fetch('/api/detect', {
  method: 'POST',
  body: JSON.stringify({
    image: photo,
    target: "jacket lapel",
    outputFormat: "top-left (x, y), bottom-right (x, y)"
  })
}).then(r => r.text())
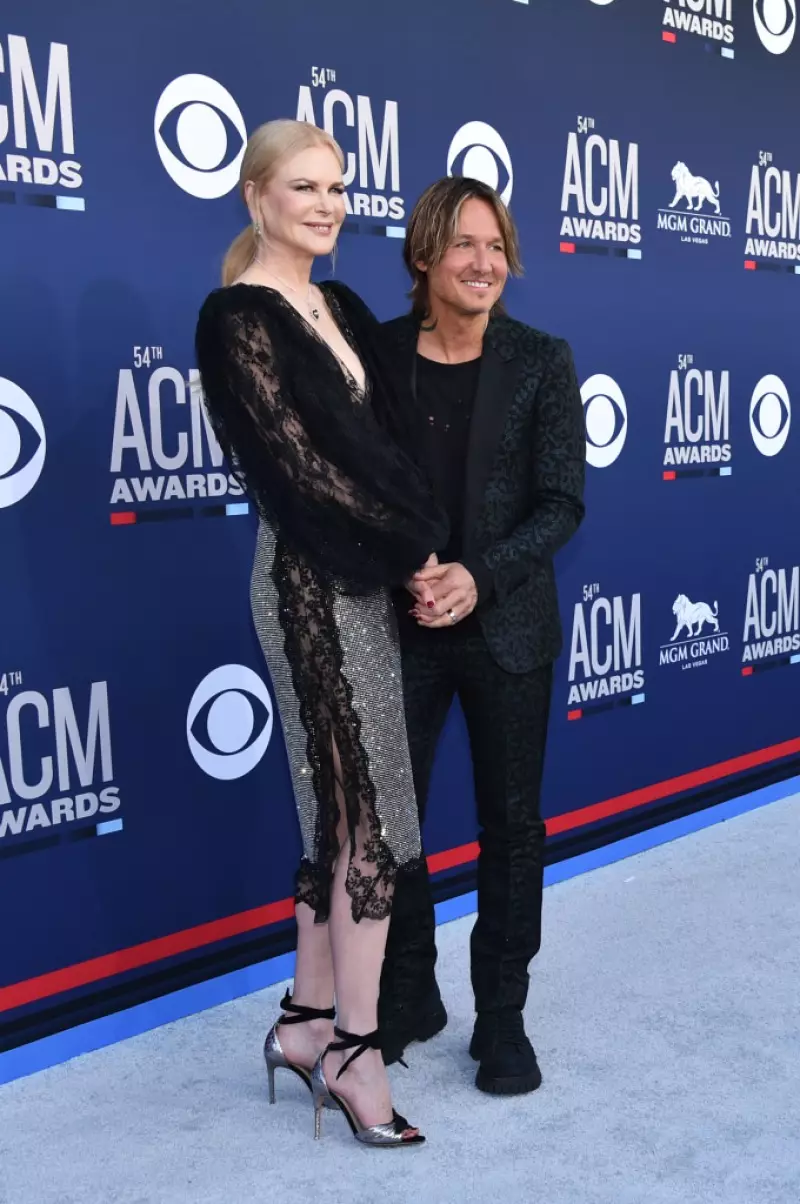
top-left (462, 319), bottom-right (521, 551)
top-left (380, 314), bottom-right (424, 438)
top-left (381, 313), bottom-right (521, 551)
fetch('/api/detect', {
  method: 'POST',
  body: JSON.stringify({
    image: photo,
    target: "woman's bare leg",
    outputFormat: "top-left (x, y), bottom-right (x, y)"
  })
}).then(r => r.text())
top-left (325, 731), bottom-right (415, 1129)
top-left (280, 737), bottom-right (415, 1131)
top-left (324, 831), bottom-right (396, 1126)
top-left (276, 903), bottom-right (336, 1070)
top-left (293, 904), bottom-right (335, 1011)
top-left (276, 734), bottom-right (346, 1071)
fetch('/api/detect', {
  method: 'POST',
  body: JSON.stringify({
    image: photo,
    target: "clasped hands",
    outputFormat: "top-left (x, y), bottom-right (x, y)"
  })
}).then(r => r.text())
top-left (405, 553), bottom-right (478, 628)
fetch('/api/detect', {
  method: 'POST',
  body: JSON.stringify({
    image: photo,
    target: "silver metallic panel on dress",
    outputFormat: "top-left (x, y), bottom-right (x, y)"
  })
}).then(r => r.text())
top-left (249, 519), bottom-right (420, 870)
top-left (332, 585), bottom-right (421, 866)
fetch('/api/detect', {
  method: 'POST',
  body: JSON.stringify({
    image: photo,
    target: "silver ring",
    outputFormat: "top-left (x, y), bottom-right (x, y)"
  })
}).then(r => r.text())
top-left (447, 608), bottom-right (458, 624)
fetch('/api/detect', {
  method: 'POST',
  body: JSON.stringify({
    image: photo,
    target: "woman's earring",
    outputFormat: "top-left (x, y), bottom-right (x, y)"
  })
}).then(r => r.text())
top-left (253, 220), bottom-right (262, 239)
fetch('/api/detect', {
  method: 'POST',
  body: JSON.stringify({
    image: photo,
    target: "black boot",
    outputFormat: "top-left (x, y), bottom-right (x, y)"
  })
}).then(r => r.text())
top-left (469, 1008), bottom-right (542, 1095)
top-left (380, 982), bottom-right (448, 1066)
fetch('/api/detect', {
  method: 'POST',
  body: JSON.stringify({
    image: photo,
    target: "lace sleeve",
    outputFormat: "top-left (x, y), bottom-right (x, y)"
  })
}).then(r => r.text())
top-left (195, 293), bottom-right (447, 593)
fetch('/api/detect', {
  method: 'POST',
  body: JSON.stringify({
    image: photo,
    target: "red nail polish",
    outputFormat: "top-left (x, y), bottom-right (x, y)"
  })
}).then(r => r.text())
top-left (427, 601), bottom-right (435, 609)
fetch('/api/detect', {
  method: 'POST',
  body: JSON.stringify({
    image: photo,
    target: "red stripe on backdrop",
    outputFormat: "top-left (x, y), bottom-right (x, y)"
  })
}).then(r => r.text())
top-left (547, 735), bottom-right (800, 835)
top-left (0, 898), bottom-right (294, 1013)
top-left (2, 735), bottom-right (798, 1014)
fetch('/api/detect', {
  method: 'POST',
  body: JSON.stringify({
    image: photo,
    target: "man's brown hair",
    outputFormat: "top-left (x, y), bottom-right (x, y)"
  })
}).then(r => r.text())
top-left (403, 176), bottom-right (523, 317)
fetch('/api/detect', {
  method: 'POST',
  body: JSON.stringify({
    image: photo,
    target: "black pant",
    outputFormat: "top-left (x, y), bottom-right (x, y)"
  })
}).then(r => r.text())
top-left (381, 633), bottom-right (553, 1015)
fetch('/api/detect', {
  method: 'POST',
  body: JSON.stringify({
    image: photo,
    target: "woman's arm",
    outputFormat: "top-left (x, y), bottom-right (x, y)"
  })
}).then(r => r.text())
top-left (195, 296), bottom-right (447, 592)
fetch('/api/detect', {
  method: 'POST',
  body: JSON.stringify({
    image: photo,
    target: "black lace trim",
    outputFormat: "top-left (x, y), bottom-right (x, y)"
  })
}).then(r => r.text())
top-left (194, 281), bottom-right (449, 595)
top-left (272, 539), bottom-right (417, 924)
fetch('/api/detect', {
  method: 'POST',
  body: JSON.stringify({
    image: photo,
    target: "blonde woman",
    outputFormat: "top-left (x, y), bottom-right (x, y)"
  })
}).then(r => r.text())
top-left (195, 120), bottom-right (446, 1147)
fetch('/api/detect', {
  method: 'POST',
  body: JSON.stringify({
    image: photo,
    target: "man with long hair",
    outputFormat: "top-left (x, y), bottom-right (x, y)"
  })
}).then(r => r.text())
top-left (378, 177), bottom-right (585, 1095)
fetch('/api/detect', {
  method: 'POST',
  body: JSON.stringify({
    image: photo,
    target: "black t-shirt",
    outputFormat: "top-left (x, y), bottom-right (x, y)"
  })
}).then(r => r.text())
top-left (393, 353), bottom-right (483, 643)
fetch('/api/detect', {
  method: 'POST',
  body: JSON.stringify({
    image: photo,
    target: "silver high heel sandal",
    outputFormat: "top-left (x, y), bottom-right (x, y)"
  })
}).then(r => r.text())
top-left (263, 991), bottom-right (336, 1104)
top-left (311, 1027), bottom-right (426, 1148)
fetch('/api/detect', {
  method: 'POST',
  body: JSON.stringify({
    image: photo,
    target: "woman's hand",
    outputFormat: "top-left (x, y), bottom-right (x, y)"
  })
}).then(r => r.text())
top-left (409, 562), bottom-right (478, 627)
top-left (405, 552), bottom-right (438, 611)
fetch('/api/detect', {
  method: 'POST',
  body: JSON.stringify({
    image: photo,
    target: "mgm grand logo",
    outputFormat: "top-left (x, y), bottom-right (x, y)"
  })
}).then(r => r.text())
top-left (657, 161), bottom-right (732, 243)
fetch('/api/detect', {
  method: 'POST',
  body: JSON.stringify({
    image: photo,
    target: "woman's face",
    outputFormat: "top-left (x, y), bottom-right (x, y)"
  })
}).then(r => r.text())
top-left (250, 144), bottom-right (346, 259)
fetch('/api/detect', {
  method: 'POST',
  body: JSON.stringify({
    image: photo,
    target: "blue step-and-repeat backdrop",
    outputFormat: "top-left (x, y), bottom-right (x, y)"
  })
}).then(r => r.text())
top-left (1, 0), bottom-right (799, 1047)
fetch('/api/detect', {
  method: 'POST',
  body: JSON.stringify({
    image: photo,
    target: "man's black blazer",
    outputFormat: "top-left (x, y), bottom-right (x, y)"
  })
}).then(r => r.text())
top-left (380, 312), bottom-right (586, 674)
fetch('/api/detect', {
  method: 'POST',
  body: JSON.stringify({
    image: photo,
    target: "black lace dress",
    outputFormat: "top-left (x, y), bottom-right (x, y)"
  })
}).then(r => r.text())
top-left (195, 281), bottom-right (447, 922)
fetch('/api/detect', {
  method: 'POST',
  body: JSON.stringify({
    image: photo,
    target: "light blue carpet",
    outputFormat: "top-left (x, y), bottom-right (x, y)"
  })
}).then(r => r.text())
top-left (1, 794), bottom-right (798, 1204)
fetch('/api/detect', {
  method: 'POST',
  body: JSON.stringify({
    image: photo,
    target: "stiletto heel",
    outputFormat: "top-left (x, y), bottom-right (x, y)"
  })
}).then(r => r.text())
top-left (310, 1027), bottom-right (425, 1148)
top-left (263, 991), bottom-right (335, 1104)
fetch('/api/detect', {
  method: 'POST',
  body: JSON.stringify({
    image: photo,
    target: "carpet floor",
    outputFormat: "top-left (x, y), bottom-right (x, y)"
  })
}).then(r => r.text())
top-left (1, 794), bottom-right (798, 1204)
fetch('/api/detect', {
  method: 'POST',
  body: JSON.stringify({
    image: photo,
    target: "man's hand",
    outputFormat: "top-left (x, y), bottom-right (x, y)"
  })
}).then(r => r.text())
top-left (409, 562), bottom-right (478, 628)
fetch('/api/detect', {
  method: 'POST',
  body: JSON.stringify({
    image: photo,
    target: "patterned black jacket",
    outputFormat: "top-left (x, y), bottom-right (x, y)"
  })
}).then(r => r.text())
top-left (381, 312), bottom-right (586, 674)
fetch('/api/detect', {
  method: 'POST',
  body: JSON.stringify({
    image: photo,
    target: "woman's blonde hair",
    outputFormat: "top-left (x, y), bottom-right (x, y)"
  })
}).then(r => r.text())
top-left (221, 119), bottom-right (345, 285)
top-left (403, 176), bottom-right (523, 317)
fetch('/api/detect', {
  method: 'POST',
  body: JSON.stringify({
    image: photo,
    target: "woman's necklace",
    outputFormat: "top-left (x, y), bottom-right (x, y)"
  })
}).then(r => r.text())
top-left (253, 259), bottom-right (321, 321)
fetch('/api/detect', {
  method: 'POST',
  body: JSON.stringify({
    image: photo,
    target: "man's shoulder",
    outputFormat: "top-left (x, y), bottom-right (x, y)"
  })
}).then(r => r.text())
top-left (378, 310), bottom-right (573, 362)
top-left (490, 314), bottom-right (570, 359)
top-left (381, 312), bottom-right (417, 337)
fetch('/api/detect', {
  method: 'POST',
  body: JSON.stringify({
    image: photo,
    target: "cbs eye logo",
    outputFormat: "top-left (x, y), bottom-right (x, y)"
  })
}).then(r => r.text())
top-left (154, 74), bottom-right (247, 199)
top-left (581, 374), bottom-right (628, 468)
top-left (749, 374), bottom-right (791, 456)
top-left (588, 0), bottom-right (616, 5)
top-left (187, 665), bottom-right (273, 780)
top-left (0, 378), bottom-right (46, 508)
top-left (754, 0), bottom-right (796, 54)
top-left (447, 122), bottom-right (513, 205)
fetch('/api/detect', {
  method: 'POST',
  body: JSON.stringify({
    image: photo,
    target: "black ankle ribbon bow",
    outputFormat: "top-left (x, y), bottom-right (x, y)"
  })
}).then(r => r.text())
top-left (329, 1026), bottom-right (398, 1079)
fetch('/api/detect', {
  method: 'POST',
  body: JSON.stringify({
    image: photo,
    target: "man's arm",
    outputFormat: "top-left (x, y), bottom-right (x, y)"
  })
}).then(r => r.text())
top-left (462, 336), bottom-right (586, 607)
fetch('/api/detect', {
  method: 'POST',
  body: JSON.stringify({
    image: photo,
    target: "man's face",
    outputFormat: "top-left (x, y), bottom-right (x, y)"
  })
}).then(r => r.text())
top-left (420, 197), bottom-right (509, 317)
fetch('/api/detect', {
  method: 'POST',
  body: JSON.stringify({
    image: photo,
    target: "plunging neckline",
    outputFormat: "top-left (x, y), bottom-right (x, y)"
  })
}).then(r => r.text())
top-left (228, 281), bottom-right (368, 403)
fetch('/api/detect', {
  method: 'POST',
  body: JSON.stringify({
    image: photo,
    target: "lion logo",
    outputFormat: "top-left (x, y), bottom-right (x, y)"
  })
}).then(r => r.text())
top-left (669, 162), bottom-right (721, 214)
top-left (670, 595), bottom-right (720, 641)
